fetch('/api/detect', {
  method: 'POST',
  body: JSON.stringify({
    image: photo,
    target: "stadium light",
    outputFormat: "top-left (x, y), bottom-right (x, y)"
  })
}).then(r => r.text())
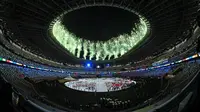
top-left (86, 63), bottom-right (91, 67)
top-left (97, 65), bottom-right (100, 68)
top-left (2, 58), bottom-right (6, 62)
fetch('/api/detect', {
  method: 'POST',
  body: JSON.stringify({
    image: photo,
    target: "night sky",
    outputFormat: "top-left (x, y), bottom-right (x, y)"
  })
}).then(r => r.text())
top-left (63, 6), bottom-right (139, 41)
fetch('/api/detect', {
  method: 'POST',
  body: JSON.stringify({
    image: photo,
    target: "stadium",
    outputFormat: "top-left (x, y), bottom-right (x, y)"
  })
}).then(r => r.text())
top-left (0, 0), bottom-right (200, 112)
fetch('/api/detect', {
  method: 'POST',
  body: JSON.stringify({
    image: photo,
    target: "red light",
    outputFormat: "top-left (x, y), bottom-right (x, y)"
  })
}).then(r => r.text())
top-left (6, 60), bottom-right (11, 63)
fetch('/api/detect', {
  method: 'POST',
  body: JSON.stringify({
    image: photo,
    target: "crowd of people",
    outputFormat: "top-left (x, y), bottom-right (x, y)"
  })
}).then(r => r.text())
top-left (64, 78), bottom-right (135, 92)
top-left (0, 55), bottom-right (199, 111)
top-left (65, 80), bottom-right (97, 92)
top-left (99, 97), bottom-right (131, 110)
top-left (32, 61), bottom-right (199, 111)
top-left (105, 78), bottom-right (134, 91)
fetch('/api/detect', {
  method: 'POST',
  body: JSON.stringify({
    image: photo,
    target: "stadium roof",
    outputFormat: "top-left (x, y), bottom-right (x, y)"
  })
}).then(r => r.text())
top-left (0, 0), bottom-right (199, 64)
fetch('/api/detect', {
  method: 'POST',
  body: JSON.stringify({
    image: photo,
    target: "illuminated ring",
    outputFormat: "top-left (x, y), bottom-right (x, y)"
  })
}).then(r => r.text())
top-left (49, 3), bottom-right (150, 61)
